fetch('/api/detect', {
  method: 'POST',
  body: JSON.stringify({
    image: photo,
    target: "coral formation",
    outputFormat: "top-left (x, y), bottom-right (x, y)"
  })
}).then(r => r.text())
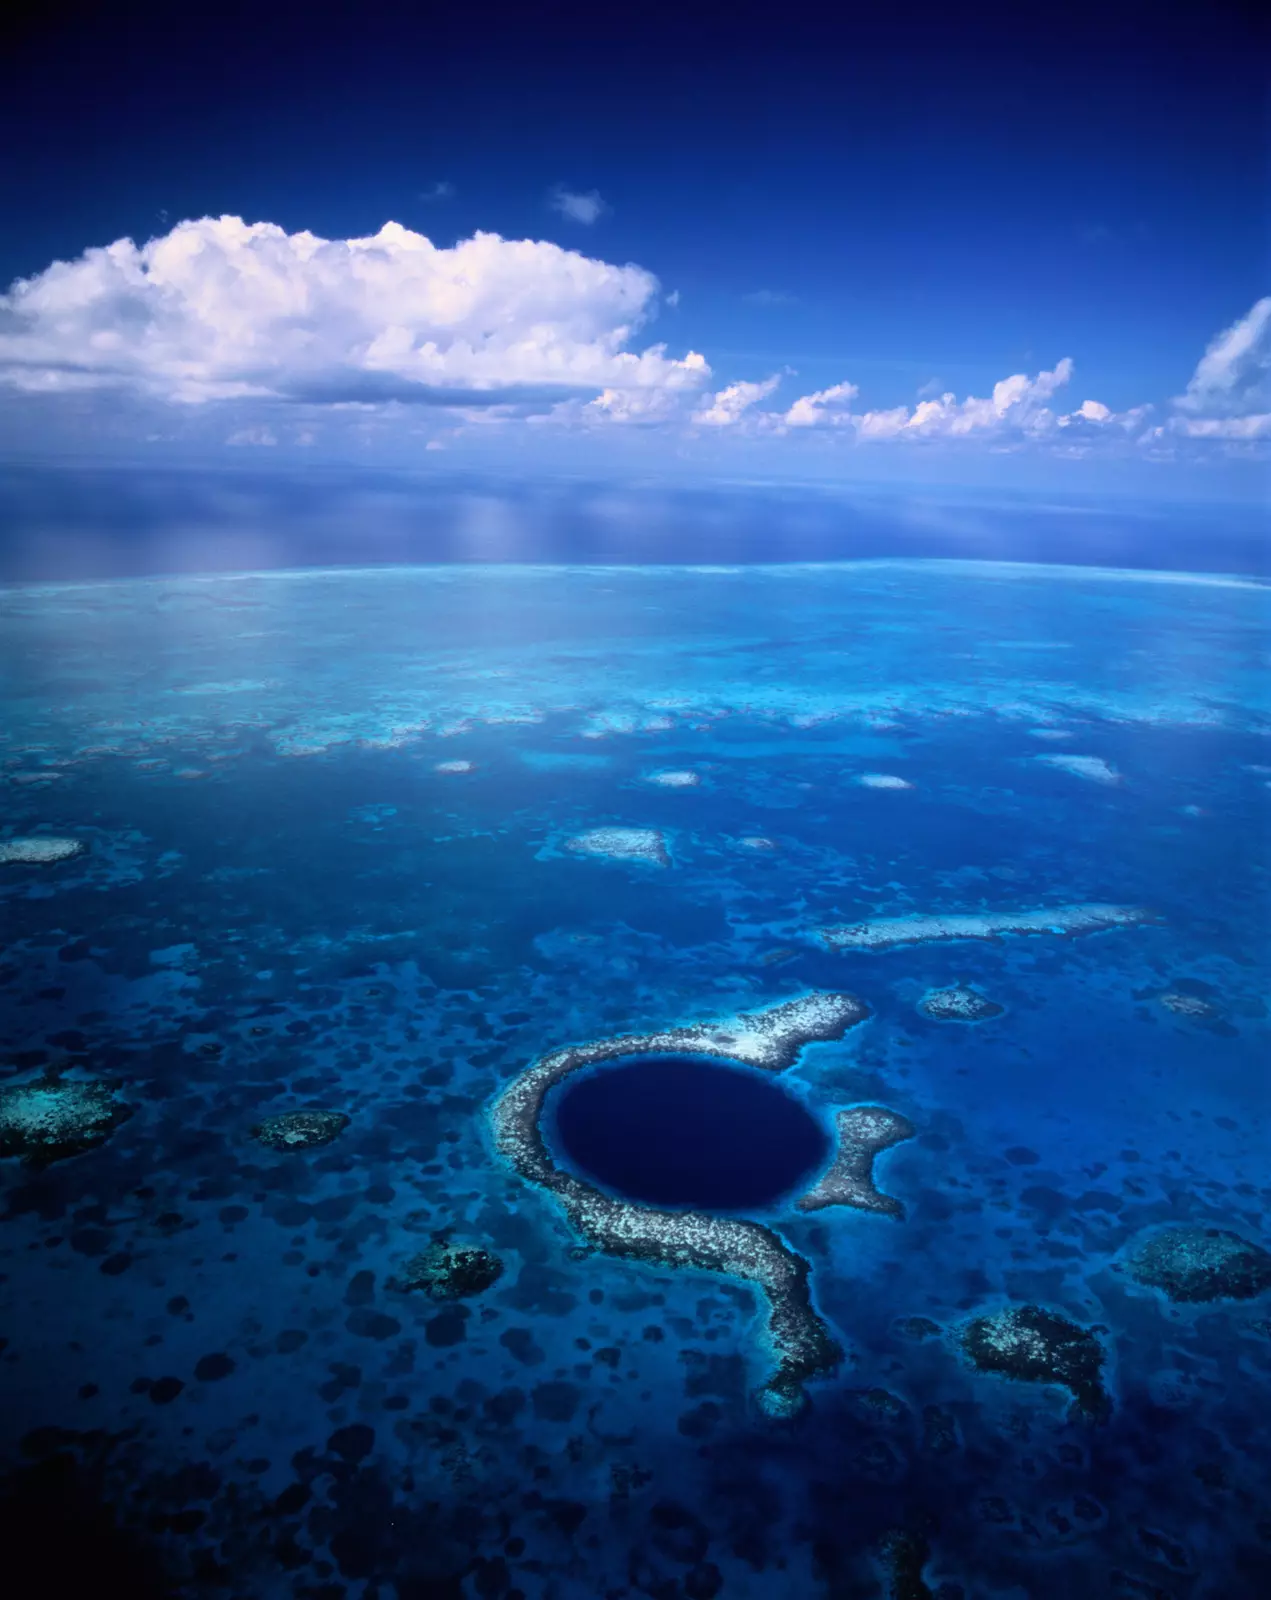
top-left (959, 1304), bottom-right (1110, 1420)
top-left (879, 1527), bottom-right (935, 1600)
top-left (251, 1109), bottom-right (350, 1150)
top-left (565, 827), bottom-right (670, 867)
top-left (821, 902), bottom-right (1153, 952)
top-left (1126, 1227), bottom-right (1271, 1304)
top-left (394, 1237), bottom-right (504, 1300)
top-left (0, 1074), bottom-right (132, 1165)
top-left (919, 985), bottom-right (1004, 1022)
top-left (895, 1316), bottom-right (942, 1340)
top-left (1159, 991), bottom-right (1218, 1020)
top-left (645, 769), bottom-right (700, 787)
top-left (491, 992), bottom-right (869, 1414)
top-left (0, 835), bottom-right (85, 865)
top-left (796, 1105), bottom-right (915, 1217)
top-left (1037, 754), bottom-right (1121, 785)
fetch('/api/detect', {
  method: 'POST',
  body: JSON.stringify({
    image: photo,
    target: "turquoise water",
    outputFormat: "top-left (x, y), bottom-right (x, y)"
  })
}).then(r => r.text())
top-left (1, 560), bottom-right (1268, 1597)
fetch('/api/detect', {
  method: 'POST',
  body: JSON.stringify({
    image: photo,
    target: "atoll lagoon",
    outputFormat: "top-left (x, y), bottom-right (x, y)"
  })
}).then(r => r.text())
top-left (0, 561), bottom-right (1267, 1597)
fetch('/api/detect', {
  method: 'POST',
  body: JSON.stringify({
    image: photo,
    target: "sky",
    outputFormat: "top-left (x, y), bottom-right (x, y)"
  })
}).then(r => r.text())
top-left (1, 0), bottom-right (1267, 501)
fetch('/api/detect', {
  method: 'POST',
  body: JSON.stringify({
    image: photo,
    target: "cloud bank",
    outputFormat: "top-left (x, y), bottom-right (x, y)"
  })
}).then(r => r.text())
top-left (0, 214), bottom-right (1264, 464)
top-left (0, 215), bottom-right (704, 407)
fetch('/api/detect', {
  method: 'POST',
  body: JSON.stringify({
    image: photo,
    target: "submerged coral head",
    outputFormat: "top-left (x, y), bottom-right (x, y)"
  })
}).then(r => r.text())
top-left (550, 1052), bottom-right (829, 1211)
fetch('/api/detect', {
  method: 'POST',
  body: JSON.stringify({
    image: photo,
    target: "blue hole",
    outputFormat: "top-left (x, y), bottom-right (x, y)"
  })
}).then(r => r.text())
top-left (550, 1053), bottom-right (829, 1211)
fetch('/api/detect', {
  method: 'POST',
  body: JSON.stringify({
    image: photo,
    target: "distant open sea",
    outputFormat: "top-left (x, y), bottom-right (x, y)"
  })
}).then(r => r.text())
top-left (0, 465), bottom-right (1266, 580)
top-left (0, 474), bottom-right (1268, 1599)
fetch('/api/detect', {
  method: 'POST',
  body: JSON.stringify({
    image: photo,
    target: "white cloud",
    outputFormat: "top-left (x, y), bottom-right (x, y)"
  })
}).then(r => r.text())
top-left (226, 426), bottom-right (278, 446)
top-left (847, 359), bottom-right (1076, 440)
top-left (691, 374), bottom-right (782, 427)
top-left (548, 186), bottom-right (609, 225)
top-left (1169, 412), bottom-right (1271, 440)
top-left (0, 215), bottom-right (707, 409)
top-left (772, 361), bottom-right (1155, 448)
top-left (665, 290), bottom-right (680, 308)
top-left (1175, 296), bottom-right (1271, 417)
top-left (783, 381), bottom-right (859, 428)
top-left (420, 181), bottom-right (455, 201)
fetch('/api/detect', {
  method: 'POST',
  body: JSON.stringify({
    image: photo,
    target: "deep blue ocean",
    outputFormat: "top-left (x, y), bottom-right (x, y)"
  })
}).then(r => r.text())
top-left (0, 484), bottom-right (1268, 1600)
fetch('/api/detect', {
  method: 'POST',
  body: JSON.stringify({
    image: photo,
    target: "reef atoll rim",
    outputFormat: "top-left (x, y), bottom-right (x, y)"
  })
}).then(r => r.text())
top-left (393, 1238), bottom-right (505, 1301)
top-left (0, 1074), bottom-right (132, 1165)
top-left (821, 902), bottom-right (1155, 952)
top-left (959, 1304), bottom-right (1110, 1421)
top-left (0, 835), bottom-right (85, 865)
top-left (1126, 1226), bottom-right (1271, 1304)
top-left (251, 1109), bottom-right (350, 1151)
top-left (919, 985), bottom-right (1004, 1022)
top-left (796, 1105), bottom-right (915, 1217)
top-left (491, 992), bottom-right (869, 1414)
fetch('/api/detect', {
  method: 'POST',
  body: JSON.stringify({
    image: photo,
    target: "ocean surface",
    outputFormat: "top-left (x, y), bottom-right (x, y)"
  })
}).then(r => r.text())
top-left (1, 555), bottom-right (1269, 1599)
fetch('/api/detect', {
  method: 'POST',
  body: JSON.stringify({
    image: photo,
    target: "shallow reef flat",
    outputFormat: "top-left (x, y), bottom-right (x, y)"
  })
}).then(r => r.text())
top-left (821, 902), bottom-right (1155, 952)
top-left (491, 993), bottom-right (868, 1414)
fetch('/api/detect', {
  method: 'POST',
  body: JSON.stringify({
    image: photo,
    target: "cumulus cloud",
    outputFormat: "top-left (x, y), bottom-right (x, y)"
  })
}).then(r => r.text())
top-left (1176, 296), bottom-right (1270, 414)
top-left (690, 374), bottom-right (782, 427)
top-left (548, 186), bottom-right (609, 225)
top-left (770, 360), bottom-right (1152, 447)
top-left (849, 359), bottom-right (1088, 441)
top-left (783, 381), bottom-right (859, 428)
top-left (0, 216), bottom-right (707, 409)
top-left (1168, 412), bottom-right (1271, 440)
top-left (1170, 296), bottom-right (1271, 440)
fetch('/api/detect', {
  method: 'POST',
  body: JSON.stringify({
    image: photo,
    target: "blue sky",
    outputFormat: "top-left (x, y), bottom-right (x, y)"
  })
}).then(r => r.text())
top-left (1, 0), bottom-right (1266, 500)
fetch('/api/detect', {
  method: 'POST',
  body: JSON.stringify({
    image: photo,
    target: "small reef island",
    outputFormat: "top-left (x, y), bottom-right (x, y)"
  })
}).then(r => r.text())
top-left (795, 1105), bottom-right (915, 1218)
top-left (959, 1304), bottom-right (1111, 1421)
top-left (1125, 1226), bottom-right (1271, 1304)
top-left (0, 834), bottom-right (85, 865)
top-left (820, 902), bottom-right (1154, 953)
top-left (251, 1109), bottom-right (350, 1150)
top-left (491, 992), bottom-right (876, 1417)
top-left (0, 1073), bottom-right (132, 1165)
top-left (564, 826), bottom-right (671, 867)
top-left (919, 985), bottom-right (1004, 1022)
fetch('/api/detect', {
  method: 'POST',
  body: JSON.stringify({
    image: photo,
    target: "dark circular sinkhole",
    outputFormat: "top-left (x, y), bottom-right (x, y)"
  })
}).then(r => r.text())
top-left (549, 1053), bottom-right (830, 1211)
